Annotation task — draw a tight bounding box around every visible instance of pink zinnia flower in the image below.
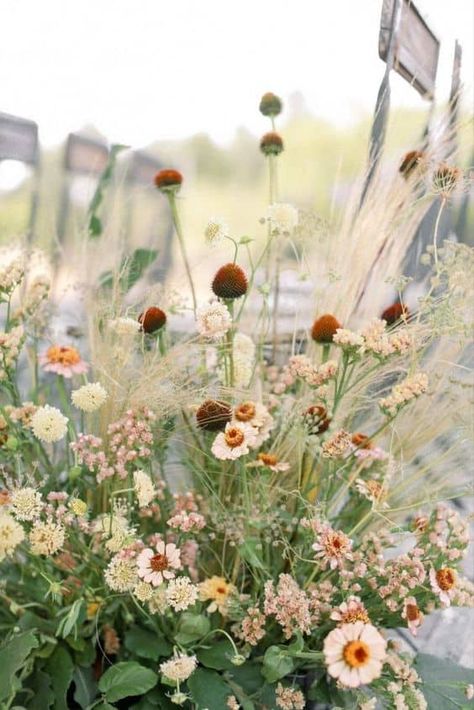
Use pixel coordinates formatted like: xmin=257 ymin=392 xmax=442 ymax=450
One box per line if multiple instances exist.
xmin=331 ymin=596 xmax=370 ymax=625
xmin=312 ymin=526 xmax=353 ymax=570
xmin=40 ymin=345 xmax=88 ymax=378
xmin=137 ymin=541 xmax=181 ymax=587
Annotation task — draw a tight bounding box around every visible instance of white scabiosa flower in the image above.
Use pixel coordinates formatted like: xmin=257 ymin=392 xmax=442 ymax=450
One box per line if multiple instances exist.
xmin=160 ymin=653 xmax=197 ymax=682
xmin=323 ymin=621 xmax=387 ymax=688
xmin=0 ymin=512 xmax=25 ymax=560
xmin=10 ymin=487 xmax=43 ymax=521
xmin=29 ymin=520 xmax=65 ymax=556
xmin=204 ymin=217 xmax=229 ymax=245
xmin=133 ymin=581 xmax=154 ymax=602
xmin=196 ymin=301 xmax=232 ymax=340
xmin=108 ymin=317 xmax=141 ymax=335
xmin=133 ymin=470 xmax=156 ymax=508
xmin=267 ymin=203 xmax=299 ymax=234
xmin=166 ymin=577 xmax=198 ymax=611
xmin=71 ymin=382 xmax=108 ymax=412
xmin=105 ymin=554 xmax=138 ymax=592
xmin=31 ymin=405 xmax=68 ymax=443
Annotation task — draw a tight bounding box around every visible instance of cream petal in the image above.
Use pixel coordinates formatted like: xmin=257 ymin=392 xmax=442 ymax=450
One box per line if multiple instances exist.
xmin=328 ymin=660 xmax=346 ymax=678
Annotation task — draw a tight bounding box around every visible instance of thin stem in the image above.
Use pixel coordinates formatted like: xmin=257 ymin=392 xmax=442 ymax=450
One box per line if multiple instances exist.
xmin=432 ymin=196 xmax=447 ymax=269
xmin=167 ymin=191 xmax=197 ymax=317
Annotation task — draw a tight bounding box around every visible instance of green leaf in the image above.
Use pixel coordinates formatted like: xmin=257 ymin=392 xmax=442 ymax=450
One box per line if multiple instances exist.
xmin=27 ymin=669 xmax=54 ymax=709
xmin=56 ymin=599 xmax=85 ymax=639
xmin=414 ymin=653 xmax=474 ymax=709
xmin=187 ymin=668 xmax=233 ymax=709
xmin=175 ymin=613 xmax=211 ymax=645
xmin=46 ymin=645 xmax=74 ymax=710
xmin=89 ymin=214 xmax=102 ymax=237
xmin=94 ymin=704 xmax=116 ymax=710
xmin=125 ymin=627 xmax=171 ymax=661
xmin=239 ymin=539 xmax=265 ymax=570
xmin=227 ymin=663 xmax=264 ymax=694
xmin=197 ymin=639 xmax=236 ymax=670
xmin=261 ymin=645 xmax=295 ymax=683
xmin=0 ymin=630 xmax=39 ymax=702
xmin=88 ymin=143 xmax=128 ymax=239
xmin=73 ymin=666 xmax=97 ymax=708
xmin=98 ymin=662 xmax=158 ymax=702
xmin=121 ymin=248 xmax=158 ymax=292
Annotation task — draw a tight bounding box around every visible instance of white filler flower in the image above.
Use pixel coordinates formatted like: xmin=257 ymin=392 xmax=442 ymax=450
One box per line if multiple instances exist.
xmin=31 ymin=405 xmax=68 ymax=443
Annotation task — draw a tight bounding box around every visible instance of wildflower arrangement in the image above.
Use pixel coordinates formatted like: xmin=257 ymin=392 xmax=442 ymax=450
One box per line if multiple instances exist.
xmin=0 ymin=95 xmax=473 ymax=710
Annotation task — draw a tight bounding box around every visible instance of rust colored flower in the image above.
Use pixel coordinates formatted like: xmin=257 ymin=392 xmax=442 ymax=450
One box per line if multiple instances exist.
xmin=154 ymin=168 xmax=183 ymax=192
xmin=235 ymin=401 xmax=256 ymax=422
xmin=381 ymin=301 xmax=409 ymax=326
xmin=399 ymin=150 xmax=424 ymax=179
xmin=103 ymin=625 xmax=121 ymax=655
xmin=311 ymin=314 xmax=342 ymax=344
xmin=351 ymin=432 xmax=373 ymax=450
xmin=259 ymin=92 xmax=283 ymax=117
xmin=212 ymin=263 xmax=248 ymax=299
xmin=196 ymin=400 xmax=232 ymax=432
xmin=260 ymin=131 xmax=284 ymax=156
xmin=138 ymin=306 xmax=167 ymax=333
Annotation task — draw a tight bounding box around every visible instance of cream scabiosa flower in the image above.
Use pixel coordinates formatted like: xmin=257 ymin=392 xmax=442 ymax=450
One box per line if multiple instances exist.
xmin=323 ymin=621 xmax=387 ymax=688
xmin=160 ymin=653 xmax=197 ymax=682
xmin=29 ymin=520 xmax=65 ymax=556
xmin=108 ymin=317 xmax=141 ymax=335
xmin=133 ymin=470 xmax=156 ymax=508
xmin=137 ymin=540 xmax=181 ymax=586
xmin=71 ymin=382 xmax=107 ymax=412
xmin=105 ymin=554 xmax=138 ymax=592
xmin=31 ymin=405 xmax=68 ymax=443
xmin=10 ymin=487 xmax=42 ymax=521
xmin=166 ymin=576 xmax=198 ymax=611
xmin=0 ymin=512 xmax=25 ymax=560
xmin=267 ymin=203 xmax=299 ymax=234
xmin=196 ymin=301 xmax=232 ymax=340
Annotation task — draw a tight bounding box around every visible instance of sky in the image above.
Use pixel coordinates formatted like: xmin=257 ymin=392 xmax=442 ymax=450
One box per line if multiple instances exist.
xmin=0 ymin=0 xmax=472 ymax=152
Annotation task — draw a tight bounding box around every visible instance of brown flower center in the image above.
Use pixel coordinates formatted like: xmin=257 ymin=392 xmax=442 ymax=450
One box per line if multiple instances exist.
xmin=405 ymin=603 xmax=421 ymax=622
xmin=343 ymin=640 xmax=370 ymax=668
xmin=150 ymin=553 xmax=169 ymax=572
xmin=235 ymin=402 xmax=256 ymax=422
xmin=258 ymin=453 xmax=278 ymax=466
xmin=224 ymin=427 xmax=245 ymax=448
xmin=436 ymin=568 xmax=456 ymax=591
xmin=216 ymin=586 xmax=227 ymax=595
xmin=47 ymin=345 xmax=81 ymax=366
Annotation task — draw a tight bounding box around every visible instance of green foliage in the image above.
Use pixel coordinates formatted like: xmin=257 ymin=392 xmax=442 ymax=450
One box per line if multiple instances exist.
xmin=46 ymin=645 xmax=74 ymax=710
xmin=98 ymin=247 xmax=158 ymax=293
xmin=197 ymin=638 xmax=236 ymax=670
xmin=414 ymin=653 xmax=474 ymax=709
xmin=0 ymin=630 xmax=39 ymax=702
xmin=261 ymin=645 xmax=295 ymax=683
xmin=88 ymin=143 xmax=128 ymax=238
xmin=98 ymin=661 xmax=158 ymax=702
xmin=174 ymin=612 xmax=211 ymax=645
xmin=187 ymin=668 xmax=233 ymax=709
xmin=124 ymin=627 xmax=171 ymax=661
xmin=73 ymin=666 xmax=98 ymax=708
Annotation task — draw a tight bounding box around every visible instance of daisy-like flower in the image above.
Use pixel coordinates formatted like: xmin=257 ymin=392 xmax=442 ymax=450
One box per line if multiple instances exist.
xmin=31 ymin=405 xmax=68 ymax=443
xmin=199 ymin=575 xmax=235 ymax=614
xmin=137 ymin=541 xmax=181 ymax=587
xmin=10 ymin=487 xmax=42 ymax=521
xmin=331 ymin=596 xmax=370 ymax=625
xmin=39 ymin=345 xmax=88 ymax=378
xmin=204 ymin=217 xmax=229 ymax=245
xmin=0 ymin=512 xmax=25 ymax=560
xmin=196 ymin=301 xmax=232 ymax=340
xmin=323 ymin=621 xmax=387 ymax=688
xmin=211 ymin=421 xmax=258 ymax=461
xmin=166 ymin=576 xmax=198 ymax=611
xmin=159 ymin=653 xmax=197 ymax=682
xmin=429 ymin=567 xmax=457 ymax=606
xmin=267 ymin=203 xmax=299 ymax=234
xmin=29 ymin=520 xmax=65 ymax=556
xmin=71 ymin=382 xmax=108 ymax=412
xmin=250 ymin=452 xmax=290 ymax=472
xmin=133 ymin=470 xmax=156 ymax=508
xmin=234 ymin=401 xmax=274 ymax=447
xmin=401 ymin=596 xmax=424 ymax=636
xmin=312 ymin=525 xmax=353 ymax=570
xmin=104 ymin=554 xmax=138 ymax=592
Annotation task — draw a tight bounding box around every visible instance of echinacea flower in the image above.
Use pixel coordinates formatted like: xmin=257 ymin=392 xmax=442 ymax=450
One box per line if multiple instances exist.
xmin=401 ymin=596 xmax=424 ymax=636
xmin=196 ymin=301 xmax=232 ymax=339
xmin=31 ymin=405 xmax=68 ymax=443
xmin=323 ymin=621 xmax=387 ymax=688
xmin=39 ymin=345 xmax=88 ymax=378
xmin=260 ymin=131 xmax=284 ymax=156
xmin=71 ymin=382 xmax=108 ymax=412
xmin=137 ymin=541 xmax=181 ymax=586
xmin=259 ymin=92 xmax=283 ymax=117
xmin=159 ymin=653 xmax=197 ymax=682
xmin=199 ymin=575 xmax=235 ymax=614
xmin=211 ymin=421 xmax=258 ymax=460
xmin=331 ymin=596 xmax=370 ymax=625
xmin=154 ymin=168 xmax=183 ymax=192
xmin=196 ymin=399 xmax=232 ymax=431
xmin=381 ymin=301 xmax=409 ymax=326
xmin=303 ymin=405 xmax=331 ymax=435
xmin=138 ymin=306 xmax=167 ymax=333
xmin=399 ymin=150 xmax=425 ymax=179
xmin=312 ymin=525 xmax=353 ymax=570
xmin=429 ymin=566 xmax=457 ymax=606
xmin=311 ymin=314 xmax=342 ymax=343
xmin=212 ymin=263 xmax=248 ymax=299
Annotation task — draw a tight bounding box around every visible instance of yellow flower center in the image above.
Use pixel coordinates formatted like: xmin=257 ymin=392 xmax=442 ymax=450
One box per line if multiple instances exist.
xmin=436 ymin=567 xmax=456 ymax=591
xmin=150 ymin=553 xmax=169 ymax=572
xmin=235 ymin=402 xmax=256 ymax=422
xmin=342 ymin=609 xmax=370 ymax=624
xmin=46 ymin=345 xmax=81 ymax=366
xmin=343 ymin=640 xmax=371 ymax=668
xmin=225 ymin=427 xmax=245 ymax=448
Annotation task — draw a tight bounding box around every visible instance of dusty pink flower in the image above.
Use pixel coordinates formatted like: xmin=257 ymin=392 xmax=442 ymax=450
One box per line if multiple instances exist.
xmin=137 ymin=541 xmax=181 ymax=586
xmin=167 ymin=511 xmax=206 ymax=533
xmin=238 ymin=606 xmax=266 ymax=646
xmin=331 ymin=596 xmax=370 ymax=625
xmin=264 ymin=574 xmax=311 ymax=639
xmin=312 ymin=526 xmax=353 ymax=570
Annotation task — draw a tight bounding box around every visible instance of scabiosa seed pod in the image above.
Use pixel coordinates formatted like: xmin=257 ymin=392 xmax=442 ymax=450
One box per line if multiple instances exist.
xmin=259 ymin=92 xmax=283 ymax=117
xmin=303 ymin=405 xmax=331 ymax=434
xmin=311 ymin=314 xmax=342 ymax=344
xmin=154 ymin=168 xmax=183 ymax=192
xmin=260 ymin=132 xmax=284 ymax=156
xmin=381 ymin=301 xmax=409 ymax=326
xmin=196 ymin=400 xmax=232 ymax=432
xmin=212 ymin=263 xmax=248 ymax=299
xmin=432 ymin=163 xmax=461 ymax=195
xmin=138 ymin=307 xmax=167 ymax=333
xmin=399 ymin=150 xmax=424 ymax=179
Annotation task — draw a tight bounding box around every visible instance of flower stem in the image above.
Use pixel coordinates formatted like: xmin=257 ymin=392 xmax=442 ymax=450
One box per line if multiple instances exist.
xmin=432 ymin=196 xmax=447 ymax=269
xmin=167 ymin=191 xmax=197 ymax=317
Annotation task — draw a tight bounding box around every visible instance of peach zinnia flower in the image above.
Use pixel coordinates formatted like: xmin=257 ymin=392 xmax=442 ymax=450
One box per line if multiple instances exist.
xmin=402 ymin=596 xmax=424 ymax=636
xmin=429 ymin=566 xmax=457 ymax=606
xmin=331 ymin=596 xmax=370 ymax=625
xmin=199 ymin=575 xmax=235 ymax=614
xmin=137 ymin=541 xmax=181 ymax=587
xmin=324 ymin=621 xmax=387 ymax=688
xmin=312 ymin=525 xmax=353 ymax=570
xmin=40 ymin=345 xmax=88 ymax=378
xmin=211 ymin=421 xmax=257 ymax=460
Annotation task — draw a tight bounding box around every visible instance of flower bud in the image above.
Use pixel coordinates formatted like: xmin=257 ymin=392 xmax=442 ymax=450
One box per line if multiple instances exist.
xmin=259 ymin=92 xmax=283 ymax=117
xmin=154 ymin=169 xmax=183 ymax=192
xmin=138 ymin=307 xmax=167 ymax=333
xmin=260 ymin=132 xmax=284 ymax=156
